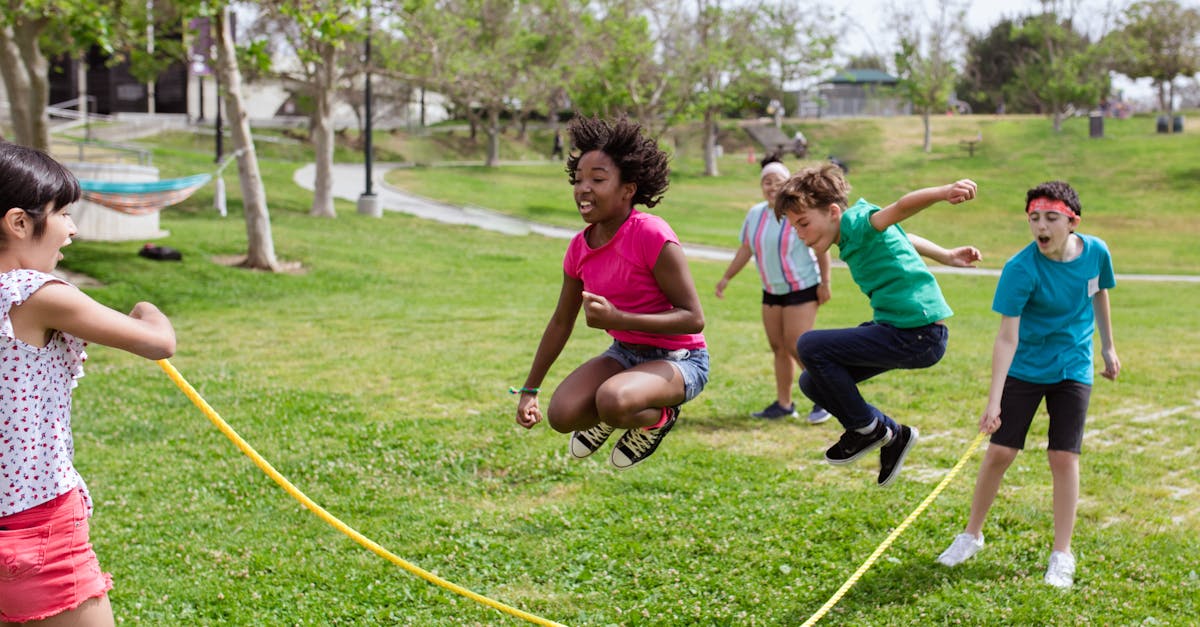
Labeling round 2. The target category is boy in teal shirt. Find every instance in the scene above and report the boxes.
[937,181,1119,589]
[774,164,980,486]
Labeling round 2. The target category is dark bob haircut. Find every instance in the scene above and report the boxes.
[0,142,81,238]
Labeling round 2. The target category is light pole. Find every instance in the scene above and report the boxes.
[357,0,381,217]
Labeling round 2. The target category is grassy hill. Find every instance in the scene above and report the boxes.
[382,112,1200,275]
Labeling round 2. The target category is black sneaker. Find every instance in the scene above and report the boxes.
[569,422,616,459]
[825,422,893,465]
[610,406,678,470]
[878,425,918,487]
[751,401,797,420]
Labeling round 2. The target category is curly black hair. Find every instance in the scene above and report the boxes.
[1025,181,1082,216]
[565,115,670,208]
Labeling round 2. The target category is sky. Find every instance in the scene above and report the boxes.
[837,0,1091,58]
[833,0,1170,102]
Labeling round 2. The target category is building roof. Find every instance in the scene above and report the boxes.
[825,69,899,85]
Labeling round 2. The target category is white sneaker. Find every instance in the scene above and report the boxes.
[936,532,984,566]
[1044,551,1075,588]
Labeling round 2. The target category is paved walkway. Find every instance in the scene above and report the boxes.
[294,162,1200,283]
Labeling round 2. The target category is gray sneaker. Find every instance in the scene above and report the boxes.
[937,532,984,566]
[806,405,831,424]
[752,401,797,420]
[569,422,616,459]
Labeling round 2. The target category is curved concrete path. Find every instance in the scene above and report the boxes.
[295,162,1200,283]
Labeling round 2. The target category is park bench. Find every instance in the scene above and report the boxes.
[960,132,983,157]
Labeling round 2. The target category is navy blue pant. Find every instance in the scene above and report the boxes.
[796,321,948,433]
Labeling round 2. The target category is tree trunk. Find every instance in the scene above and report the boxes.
[0,17,49,150]
[309,44,337,217]
[11,16,50,152]
[1052,110,1064,133]
[216,6,279,271]
[485,107,501,167]
[0,27,34,147]
[922,109,932,153]
[703,108,719,177]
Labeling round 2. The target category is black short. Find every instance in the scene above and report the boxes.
[990,376,1091,454]
[762,285,819,307]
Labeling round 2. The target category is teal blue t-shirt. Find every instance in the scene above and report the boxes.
[992,233,1115,384]
[837,199,953,328]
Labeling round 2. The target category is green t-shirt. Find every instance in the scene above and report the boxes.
[837,199,953,328]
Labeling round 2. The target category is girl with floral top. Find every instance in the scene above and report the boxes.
[0,142,175,625]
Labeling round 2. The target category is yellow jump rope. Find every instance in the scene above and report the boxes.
[158,358,985,626]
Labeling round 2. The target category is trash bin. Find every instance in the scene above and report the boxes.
[1173,115,1184,133]
[1157,115,1170,133]
[1089,112,1103,138]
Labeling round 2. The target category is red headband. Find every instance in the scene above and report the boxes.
[1027,197,1078,219]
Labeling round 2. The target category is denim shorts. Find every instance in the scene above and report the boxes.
[602,341,710,403]
[0,487,112,623]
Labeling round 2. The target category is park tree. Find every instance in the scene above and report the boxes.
[253,0,367,217]
[757,0,838,123]
[1008,12,1109,132]
[568,0,698,141]
[0,0,121,150]
[891,0,966,152]
[1112,0,1200,113]
[957,18,1044,114]
[686,0,770,176]
[391,0,579,167]
[209,4,279,269]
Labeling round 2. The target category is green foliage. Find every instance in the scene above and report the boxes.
[1007,14,1110,131]
[1111,0,1200,110]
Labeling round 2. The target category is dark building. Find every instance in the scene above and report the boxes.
[50,45,188,116]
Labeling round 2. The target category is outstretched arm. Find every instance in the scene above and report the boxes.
[907,233,982,267]
[871,179,977,232]
[31,283,175,359]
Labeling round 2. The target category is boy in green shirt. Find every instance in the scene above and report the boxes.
[774,164,979,486]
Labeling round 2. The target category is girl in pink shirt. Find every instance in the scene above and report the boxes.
[514,116,708,470]
[0,142,175,625]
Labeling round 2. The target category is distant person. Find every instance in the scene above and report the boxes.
[0,142,177,624]
[514,115,708,470]
[792,130,808,158]
[551,129,564,160]
[715,154,832,423]
[774,164,981,486]
[937,181,1120,589]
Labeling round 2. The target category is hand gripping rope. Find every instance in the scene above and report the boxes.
[799,431,988,627]
[157,360,566,627]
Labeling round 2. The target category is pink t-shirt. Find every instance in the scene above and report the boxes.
[563,210,706,350]
[0,270,90,519]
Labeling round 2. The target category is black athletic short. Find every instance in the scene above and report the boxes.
[762,285,819,307]
[990,376,1091,454]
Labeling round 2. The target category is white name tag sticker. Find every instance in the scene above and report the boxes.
[1088,276,1100,297]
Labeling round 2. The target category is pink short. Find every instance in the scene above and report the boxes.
[0,488,113,623]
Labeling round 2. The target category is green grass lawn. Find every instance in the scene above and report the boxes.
[56,115,1200,625]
